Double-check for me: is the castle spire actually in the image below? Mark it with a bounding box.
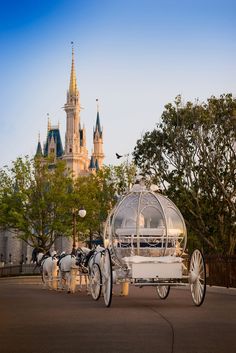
[64,43,89,177]
[69,41,78,96]
[95,98,102,136]
[35,132,43,157]
[93,99,104,168]
[47,113,51,131]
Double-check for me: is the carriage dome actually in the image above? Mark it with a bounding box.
[104,183,187,261]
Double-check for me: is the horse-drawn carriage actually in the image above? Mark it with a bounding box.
[89,183,206,307]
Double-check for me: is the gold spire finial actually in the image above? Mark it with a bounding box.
[69,41,78,96]
[96,98,99,113]
[47,113,51,131]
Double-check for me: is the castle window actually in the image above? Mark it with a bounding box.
[69,148,72,153]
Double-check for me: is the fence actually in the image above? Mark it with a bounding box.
[0,264,41,277]
[205,255,236,288]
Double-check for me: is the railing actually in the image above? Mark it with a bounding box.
[0,264,41,277]
[205,255,236,288]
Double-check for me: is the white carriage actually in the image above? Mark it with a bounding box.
[89,183,206,307]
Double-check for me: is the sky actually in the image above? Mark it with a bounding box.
[0,0,235,168]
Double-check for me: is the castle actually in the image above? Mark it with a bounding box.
[36,45,104,177]
[0,46,105,265]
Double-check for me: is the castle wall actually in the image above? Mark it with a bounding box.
[54,236,73,254]
[0,229,33,264]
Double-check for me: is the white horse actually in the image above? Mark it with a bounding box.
[41,251,58,290]
[57,246,105,294]
[32,249,58,290]
[57,253,78,293]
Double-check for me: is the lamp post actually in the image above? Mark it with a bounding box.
[72,208,86,252]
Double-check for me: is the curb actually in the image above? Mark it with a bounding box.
[206,285,236,295]
[174,284,236,295]
[0,276,42,285]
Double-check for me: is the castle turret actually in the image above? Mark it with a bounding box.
[63,43,89,177]
[89,154,96,173]
[35,133,43,158]
[93,99,104,168]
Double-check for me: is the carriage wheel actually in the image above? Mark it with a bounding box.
[89,263,102,301]
[156,285,170,299]
[102,248,113,307]
[189,249,206,306]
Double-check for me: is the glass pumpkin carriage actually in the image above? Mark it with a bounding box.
[89,183,206,307]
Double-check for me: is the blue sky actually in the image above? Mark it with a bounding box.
[0,0,235,167]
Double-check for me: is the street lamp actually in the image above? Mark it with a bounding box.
[72,207,86,252]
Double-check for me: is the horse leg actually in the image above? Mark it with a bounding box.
[48,273,53,290]
[77,272,82,292]
[42,270,48,289]
[58,270,64,290]
[78,273,84,292]
[65,272,71,293]
[52,264,58,290]
[85,274,90,294]
[70,267,78,294]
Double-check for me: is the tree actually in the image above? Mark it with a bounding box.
[70,163,137,244]
[0,155,138,251]
[133,94,236,255]
[0,157,73,251]
[108,161,137,196]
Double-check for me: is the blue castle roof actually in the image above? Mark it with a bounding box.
[44,128,64,157]
[35,141,43,157]
[94,111,102,138]
[89,155,96,169]
[95,159,99,170]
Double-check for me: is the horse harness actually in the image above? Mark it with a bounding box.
[39,253,57,268]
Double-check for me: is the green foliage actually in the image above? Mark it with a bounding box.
[133,94,236,255]
[0,156,137,250]
[106,162,137,196]
[0,157,73,251]
[72,163,137,242]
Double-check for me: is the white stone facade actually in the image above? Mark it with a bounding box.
[0,229,33,265]
[0,230,75,265]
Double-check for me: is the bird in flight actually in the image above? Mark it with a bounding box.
[116,153,123,159]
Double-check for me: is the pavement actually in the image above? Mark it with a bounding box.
[0,277,235,353]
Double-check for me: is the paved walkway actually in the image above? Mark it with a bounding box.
[0,278,235,353]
